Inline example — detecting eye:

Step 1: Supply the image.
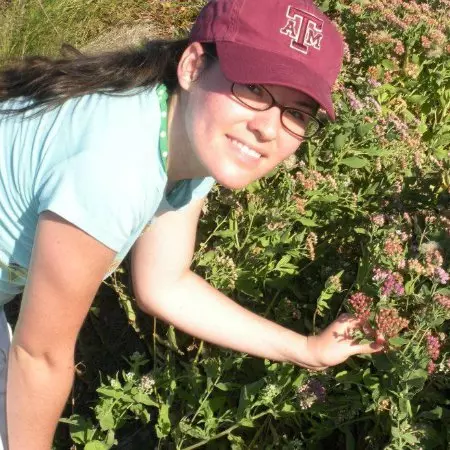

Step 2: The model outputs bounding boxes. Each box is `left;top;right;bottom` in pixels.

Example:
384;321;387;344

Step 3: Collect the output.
246;84;265;97
287;109;309;123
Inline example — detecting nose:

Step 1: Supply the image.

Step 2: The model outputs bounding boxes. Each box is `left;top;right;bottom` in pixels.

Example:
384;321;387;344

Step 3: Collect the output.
247;106;280;142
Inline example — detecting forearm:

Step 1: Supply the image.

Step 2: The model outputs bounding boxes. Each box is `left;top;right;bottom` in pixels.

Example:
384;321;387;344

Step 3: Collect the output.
140;271;320;368
7;344;74;450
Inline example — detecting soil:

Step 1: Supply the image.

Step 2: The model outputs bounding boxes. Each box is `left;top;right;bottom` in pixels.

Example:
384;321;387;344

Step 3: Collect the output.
81;21;161;53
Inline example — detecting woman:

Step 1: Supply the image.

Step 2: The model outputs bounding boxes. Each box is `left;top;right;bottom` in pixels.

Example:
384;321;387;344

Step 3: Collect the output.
0;0;385;448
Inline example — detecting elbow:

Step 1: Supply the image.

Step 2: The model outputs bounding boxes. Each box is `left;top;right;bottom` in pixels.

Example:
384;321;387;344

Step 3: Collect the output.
10;342;75;372
135;290;163;317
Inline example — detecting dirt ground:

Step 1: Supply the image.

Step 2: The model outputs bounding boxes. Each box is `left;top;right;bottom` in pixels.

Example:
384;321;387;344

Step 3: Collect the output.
82;21;161;53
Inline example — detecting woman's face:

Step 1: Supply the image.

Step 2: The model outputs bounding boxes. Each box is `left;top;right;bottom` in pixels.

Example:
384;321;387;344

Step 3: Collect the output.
179;48;318;189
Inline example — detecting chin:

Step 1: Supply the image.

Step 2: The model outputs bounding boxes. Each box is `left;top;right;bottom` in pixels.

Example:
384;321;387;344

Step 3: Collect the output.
210;169;258;190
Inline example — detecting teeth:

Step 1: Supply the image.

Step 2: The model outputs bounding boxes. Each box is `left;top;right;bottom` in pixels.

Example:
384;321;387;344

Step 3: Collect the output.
230;138;261;159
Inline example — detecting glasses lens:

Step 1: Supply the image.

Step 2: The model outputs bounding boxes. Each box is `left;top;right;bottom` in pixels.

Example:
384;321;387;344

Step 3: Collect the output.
232;83;272;111
282;109;320;138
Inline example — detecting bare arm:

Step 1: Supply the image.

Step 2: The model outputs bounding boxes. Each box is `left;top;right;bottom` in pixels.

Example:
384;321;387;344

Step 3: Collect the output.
132;200;383;370
7;211;115;450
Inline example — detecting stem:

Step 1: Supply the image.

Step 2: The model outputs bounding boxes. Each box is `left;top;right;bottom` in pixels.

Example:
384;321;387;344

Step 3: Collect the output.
178;373;222;448
193;216;229;263
193;340;204;365
190;374;221;425
248;414;271;449
153;317;158;369
181;411;270;450
238;209;257;251
263;291;281;318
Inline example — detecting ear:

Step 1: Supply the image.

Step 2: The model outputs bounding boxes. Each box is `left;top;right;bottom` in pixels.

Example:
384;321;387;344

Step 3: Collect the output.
177;42;208;91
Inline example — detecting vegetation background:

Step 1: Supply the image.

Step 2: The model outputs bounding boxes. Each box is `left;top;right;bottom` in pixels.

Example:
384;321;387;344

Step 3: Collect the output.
0;1;449;449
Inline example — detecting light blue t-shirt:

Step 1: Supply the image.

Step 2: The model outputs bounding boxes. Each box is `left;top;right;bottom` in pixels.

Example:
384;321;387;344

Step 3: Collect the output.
0;87;215;305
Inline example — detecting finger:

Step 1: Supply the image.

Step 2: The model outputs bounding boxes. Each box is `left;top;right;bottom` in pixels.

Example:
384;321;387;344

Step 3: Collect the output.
337;313;359;325
375;331;386;344
353;341;385;355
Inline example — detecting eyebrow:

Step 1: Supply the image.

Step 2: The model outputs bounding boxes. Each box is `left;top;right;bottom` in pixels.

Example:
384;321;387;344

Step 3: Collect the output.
292;100;319;113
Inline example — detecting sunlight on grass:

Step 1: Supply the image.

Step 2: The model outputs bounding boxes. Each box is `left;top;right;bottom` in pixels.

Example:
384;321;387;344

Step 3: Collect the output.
0;0;208;64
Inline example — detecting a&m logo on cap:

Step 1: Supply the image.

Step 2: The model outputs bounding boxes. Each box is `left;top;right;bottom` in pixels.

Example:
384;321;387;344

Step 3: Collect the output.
280;6;324;55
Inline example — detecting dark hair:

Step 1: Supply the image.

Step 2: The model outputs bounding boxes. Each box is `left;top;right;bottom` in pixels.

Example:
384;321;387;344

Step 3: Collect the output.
0;39;217;115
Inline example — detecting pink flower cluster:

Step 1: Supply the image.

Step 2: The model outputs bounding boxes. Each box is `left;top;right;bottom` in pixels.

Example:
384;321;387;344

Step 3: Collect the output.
371;214;386;227
434;294;450;309
434;267;450;285
295;170;337;192
384;233;404;258
373;268;405;297
306;232;318;261
297;379;326;409
344;88;364;111
349;292;373;323
375;308;409;339
292;195;306;215
426;333;441;374
407;249;449;285
425;250;449;284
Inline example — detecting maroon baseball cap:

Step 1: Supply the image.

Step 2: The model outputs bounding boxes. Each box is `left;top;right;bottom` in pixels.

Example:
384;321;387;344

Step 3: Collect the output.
189;0;344;120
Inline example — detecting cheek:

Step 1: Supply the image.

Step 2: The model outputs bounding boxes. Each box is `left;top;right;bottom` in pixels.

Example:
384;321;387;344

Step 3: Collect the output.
185;91;243;151
276;134;302;161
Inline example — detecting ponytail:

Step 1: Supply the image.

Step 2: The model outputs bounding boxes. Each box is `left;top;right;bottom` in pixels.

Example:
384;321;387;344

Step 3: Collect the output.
0;39;216;115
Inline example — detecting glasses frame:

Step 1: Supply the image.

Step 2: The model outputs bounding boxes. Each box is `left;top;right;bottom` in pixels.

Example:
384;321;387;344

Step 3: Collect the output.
231;83;323;139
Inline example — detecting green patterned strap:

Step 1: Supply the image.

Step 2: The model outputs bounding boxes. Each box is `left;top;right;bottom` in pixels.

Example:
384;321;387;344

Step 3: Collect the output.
156;84;169;173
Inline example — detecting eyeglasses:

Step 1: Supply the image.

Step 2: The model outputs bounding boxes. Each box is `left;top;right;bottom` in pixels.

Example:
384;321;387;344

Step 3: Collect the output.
231;83;322;139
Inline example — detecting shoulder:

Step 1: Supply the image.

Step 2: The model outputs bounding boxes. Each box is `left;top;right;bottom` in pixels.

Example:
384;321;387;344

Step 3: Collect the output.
66;87;161;146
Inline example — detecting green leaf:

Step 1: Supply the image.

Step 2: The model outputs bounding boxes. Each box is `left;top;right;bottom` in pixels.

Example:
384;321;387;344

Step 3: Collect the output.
281;403;296;413
61;415;96;445
357;123;374;137
105;430;116;448
99;411;115;431
388;336;409;347
381;59;395;70
237;380;265;419
336;370;363;385
239;418;255;428
298;217;318;227
167;325;183;354
198;250;215;266
403;432;419;445
436;132;450;148
133;392;158;407
216;382;237;392
97;387;123;399
362;147;385;156
399;398;412;417
403;369;428;390
419;406;443;421
334;133;347;150
156;404;171;438
319;0;330;11
84;442;110;450
408;94;427;105
343;425;356;450
339;157;369;169
320;194;339;203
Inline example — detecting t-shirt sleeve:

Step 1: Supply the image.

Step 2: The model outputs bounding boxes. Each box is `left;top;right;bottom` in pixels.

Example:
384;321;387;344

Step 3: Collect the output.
154;176;216;216
37;149;143;253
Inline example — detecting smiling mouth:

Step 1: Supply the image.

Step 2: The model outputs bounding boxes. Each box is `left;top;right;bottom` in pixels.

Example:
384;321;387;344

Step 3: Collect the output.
228;137;262;160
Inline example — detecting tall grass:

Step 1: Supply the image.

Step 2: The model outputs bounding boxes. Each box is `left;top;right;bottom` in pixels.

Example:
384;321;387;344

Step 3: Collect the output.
0;0;151;63
0;0;208;65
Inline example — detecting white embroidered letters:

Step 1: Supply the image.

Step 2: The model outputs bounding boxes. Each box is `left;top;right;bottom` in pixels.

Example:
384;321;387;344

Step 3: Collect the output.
280;6;324;54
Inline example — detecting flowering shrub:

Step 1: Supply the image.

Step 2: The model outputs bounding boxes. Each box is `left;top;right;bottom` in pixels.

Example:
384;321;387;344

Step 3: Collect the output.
36;0;449;448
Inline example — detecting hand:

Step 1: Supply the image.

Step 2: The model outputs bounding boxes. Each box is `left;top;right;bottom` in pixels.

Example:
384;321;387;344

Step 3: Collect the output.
305;313;385;370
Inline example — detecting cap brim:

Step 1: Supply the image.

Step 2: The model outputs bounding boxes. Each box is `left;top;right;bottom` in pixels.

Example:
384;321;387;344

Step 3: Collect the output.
215;41;336;121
